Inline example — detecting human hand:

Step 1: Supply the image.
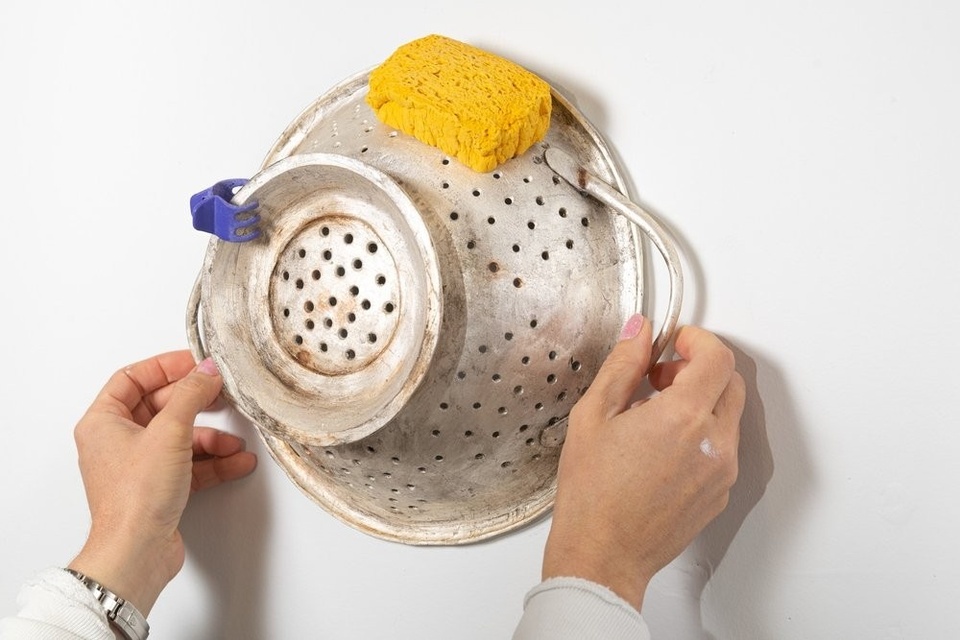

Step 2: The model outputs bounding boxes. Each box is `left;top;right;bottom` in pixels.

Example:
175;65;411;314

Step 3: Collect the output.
542;315;745;610
68;350;257;616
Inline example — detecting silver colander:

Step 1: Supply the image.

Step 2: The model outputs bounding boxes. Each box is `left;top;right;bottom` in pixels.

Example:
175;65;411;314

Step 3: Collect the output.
187;69;683;545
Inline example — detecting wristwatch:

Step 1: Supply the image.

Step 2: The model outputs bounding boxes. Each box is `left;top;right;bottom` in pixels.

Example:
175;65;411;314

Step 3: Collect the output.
65;568;150;640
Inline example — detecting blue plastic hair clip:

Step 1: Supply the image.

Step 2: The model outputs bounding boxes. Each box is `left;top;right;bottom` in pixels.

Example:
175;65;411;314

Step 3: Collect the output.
190;179;261;242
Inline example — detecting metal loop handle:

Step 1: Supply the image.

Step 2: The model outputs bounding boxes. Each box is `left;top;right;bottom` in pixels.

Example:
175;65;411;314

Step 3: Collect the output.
544;147;684;367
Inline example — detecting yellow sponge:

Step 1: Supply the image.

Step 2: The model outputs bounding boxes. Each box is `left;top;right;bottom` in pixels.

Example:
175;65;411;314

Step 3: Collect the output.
366;34;552;173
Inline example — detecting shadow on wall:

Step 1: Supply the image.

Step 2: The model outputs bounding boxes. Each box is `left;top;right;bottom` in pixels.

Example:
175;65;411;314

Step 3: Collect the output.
644;340;811;639
180;407;273;640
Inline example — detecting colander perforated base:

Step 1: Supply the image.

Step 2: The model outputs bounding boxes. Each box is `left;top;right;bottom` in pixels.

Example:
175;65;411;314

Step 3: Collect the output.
194;70;644;544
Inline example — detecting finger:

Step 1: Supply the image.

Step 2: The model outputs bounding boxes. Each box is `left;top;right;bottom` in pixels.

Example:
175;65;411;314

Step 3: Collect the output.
714;371;746;447
148;359;223;443
648;359;688;392
191;452;258;493
581;314;653;420
193;427;247;459
663;326;736;409
88;351;198;421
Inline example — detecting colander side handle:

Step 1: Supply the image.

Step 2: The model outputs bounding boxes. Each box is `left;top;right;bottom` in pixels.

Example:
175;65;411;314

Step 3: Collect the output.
186;271;209;363
544;148;684;366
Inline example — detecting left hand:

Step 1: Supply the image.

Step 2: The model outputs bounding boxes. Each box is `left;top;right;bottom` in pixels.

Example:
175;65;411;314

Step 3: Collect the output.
68;350;257;616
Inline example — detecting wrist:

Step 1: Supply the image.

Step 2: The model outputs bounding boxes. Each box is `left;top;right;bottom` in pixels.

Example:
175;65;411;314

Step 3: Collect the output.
542;529;652;611
69;523;182;617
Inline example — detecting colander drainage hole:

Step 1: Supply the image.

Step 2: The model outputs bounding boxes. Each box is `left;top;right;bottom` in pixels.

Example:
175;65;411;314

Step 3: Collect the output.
345;349;356;360
367;242;378;253
431;429;440;437
305;320;315;330
344;233;354;244
504;197;513;205
350;286;360;296
450;211;459;221
320;343;328;352
312;269;321;280
304;301;314;312
457;371;466;380
541;251;550;261
513;278;523;288
559;207;568;218
439;402;448;410
548;350;558;360
348;312;357;323
323;250;332;260
527;221;536;230
384;302;395;313
298;248;306;258
361;300;371;310
282;271;289;281
335;266;346;277
376;275;387;285
464;430;474;437
504;332;514;341
565;239;574;249
581;217;590;227
488;262;499;273
536;196;545;205
339;328;348;339
478;345;488;354
512;244;520;253
472;402;482;410
475;453;485;460
324;318;333;328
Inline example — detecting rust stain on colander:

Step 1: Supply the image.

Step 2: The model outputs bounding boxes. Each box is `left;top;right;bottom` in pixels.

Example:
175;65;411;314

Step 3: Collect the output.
187;69;676;545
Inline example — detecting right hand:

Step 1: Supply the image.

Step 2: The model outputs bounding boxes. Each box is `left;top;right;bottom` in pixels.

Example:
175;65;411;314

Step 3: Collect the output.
542;315;745;610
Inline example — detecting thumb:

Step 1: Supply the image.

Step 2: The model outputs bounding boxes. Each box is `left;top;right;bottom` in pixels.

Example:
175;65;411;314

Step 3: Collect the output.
584;314;653;420
148;357;223;440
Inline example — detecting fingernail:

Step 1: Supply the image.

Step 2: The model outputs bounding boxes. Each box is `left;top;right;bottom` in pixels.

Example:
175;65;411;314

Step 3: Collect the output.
619;314;645;340
196;357;220;376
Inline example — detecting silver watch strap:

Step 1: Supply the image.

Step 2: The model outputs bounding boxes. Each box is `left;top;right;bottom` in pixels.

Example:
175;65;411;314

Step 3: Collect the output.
65;569;150;640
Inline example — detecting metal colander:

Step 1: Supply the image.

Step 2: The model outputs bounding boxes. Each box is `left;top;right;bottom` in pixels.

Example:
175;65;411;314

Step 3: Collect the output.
187;69;683;545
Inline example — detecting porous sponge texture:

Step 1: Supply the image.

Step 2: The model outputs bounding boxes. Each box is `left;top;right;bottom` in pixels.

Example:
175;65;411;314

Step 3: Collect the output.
366;34;552;173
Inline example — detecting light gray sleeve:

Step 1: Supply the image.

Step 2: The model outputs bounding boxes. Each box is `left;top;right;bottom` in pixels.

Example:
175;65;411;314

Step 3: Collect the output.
0;568;114;640
512;577;650;640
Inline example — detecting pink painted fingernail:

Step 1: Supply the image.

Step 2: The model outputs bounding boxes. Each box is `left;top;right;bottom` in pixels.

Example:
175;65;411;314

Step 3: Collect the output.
197;357;220;376
619;314;645;340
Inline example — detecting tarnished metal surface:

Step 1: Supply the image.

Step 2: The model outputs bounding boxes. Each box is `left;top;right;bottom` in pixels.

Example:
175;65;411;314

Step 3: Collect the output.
188;70;682;545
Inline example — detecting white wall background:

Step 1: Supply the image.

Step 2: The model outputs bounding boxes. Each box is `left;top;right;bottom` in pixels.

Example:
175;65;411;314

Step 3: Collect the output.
2;1;958;638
